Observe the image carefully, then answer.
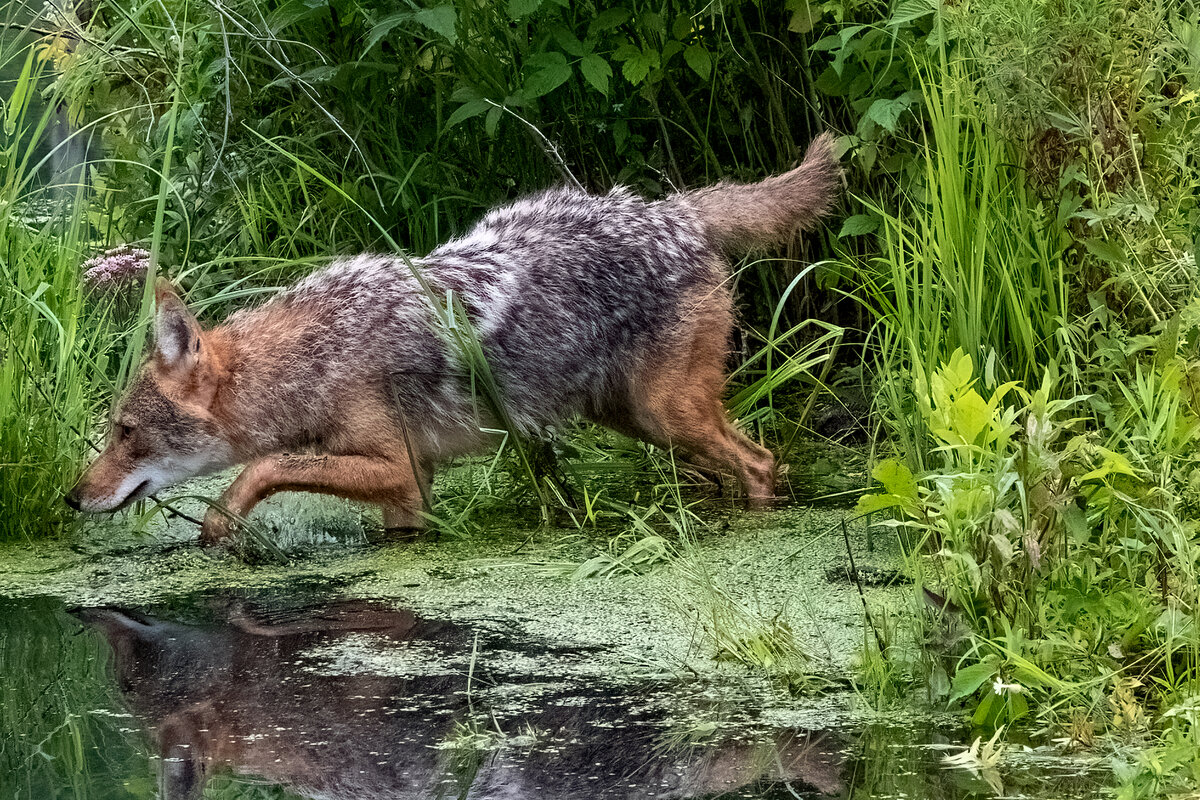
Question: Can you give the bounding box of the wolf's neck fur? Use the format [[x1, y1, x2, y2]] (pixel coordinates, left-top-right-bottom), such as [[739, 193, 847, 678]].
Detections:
[[204, 319, 320, 460]]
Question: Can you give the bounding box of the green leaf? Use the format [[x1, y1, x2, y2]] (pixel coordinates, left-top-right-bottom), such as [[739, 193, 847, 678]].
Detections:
[[949, 657, 999, 704], [484, 104, 503, 137], [638, 11, 666, 37], [1082, 237, 1125, 264], [552, 26, 588, 57], [971, 692, 1002, 727], [838, 213, 879, 237], [589, 7, 631, 36], [855, 459, 921, 518], [888, 0, 937, 27], [1080, 446, 1138, 483], [672, 13, 694, 40], [683, 44, 711, 80], [507, 0, 541, 19], [413, 5, 458, 44], [580, 54, 612, 95], [787, 0, 820, 33], [613, 43, 641, 61], [862, 93, 916, 134], [810, 34, 842, 51], [854, 492, 905, 516], [364, 11, 413, 53], [873, 458, 918, 502], [444, 98, 490, 129], [620, 47, 659, 85], [450, 85, 483, 103], [1062, 504, 1089, 544], [948, 389, 992, 445], [523, 51, 572, 98]]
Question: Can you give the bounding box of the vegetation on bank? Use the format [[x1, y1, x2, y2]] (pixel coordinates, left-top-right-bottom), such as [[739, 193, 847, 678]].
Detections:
[[1, 0, 1199, 795]]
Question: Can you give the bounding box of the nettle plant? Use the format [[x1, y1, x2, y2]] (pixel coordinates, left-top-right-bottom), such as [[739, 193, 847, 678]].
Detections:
[[857, 349, 1200, 728]]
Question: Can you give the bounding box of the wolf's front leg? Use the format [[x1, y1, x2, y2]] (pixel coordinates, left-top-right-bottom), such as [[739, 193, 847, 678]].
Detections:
[[199, 453, 421, 545]]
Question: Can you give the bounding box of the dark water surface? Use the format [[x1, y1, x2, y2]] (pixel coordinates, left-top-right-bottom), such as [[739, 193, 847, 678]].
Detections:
[[1, 592, 1107, 800]]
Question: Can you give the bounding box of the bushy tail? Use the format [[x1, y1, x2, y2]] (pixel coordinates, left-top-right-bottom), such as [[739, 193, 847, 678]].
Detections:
[[683, 132, 841, 251]]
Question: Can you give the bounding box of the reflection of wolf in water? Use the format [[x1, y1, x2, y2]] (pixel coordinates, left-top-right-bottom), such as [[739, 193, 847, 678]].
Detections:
[[77, 601, 845, 800], [65, 134, 840, 544]]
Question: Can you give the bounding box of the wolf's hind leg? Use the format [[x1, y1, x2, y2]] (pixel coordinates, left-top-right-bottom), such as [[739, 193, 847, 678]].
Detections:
[[616, 305, 777, 503], [633, 391, 777, 503], [199, 452, 421, 544]]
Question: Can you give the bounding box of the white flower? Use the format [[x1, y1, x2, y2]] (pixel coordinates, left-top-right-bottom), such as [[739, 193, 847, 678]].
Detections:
[[993, 676, 1023, 695]]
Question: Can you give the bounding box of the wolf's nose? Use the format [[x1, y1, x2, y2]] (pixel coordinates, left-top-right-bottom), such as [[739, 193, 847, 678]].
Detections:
[[64, 489, 82, 511]]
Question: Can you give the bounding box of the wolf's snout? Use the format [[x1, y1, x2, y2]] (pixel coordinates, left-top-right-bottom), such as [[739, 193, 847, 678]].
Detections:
[[64, 486, 82, 511]]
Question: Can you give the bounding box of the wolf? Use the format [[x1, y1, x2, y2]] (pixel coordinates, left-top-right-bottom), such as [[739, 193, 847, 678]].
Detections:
[[65, 133, 840, 544]]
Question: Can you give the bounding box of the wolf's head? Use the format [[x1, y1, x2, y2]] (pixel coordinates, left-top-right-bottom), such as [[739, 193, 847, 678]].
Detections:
[[66, 280, 237, 513]]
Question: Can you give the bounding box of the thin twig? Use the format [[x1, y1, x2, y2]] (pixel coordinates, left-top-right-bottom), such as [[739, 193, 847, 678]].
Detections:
[[842, 517, 887, 656], [484, 100, 584, 191]]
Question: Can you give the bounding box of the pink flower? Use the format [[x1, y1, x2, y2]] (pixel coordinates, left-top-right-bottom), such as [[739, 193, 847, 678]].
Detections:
[[81, 245, 150, 291]]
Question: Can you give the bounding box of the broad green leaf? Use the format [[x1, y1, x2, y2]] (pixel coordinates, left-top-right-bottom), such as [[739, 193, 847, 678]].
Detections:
[[580, 54, 612, 95], [507, 0, 541, 19], [364, 11, 411, 53], [613, 43, 641, 61], [888, 0, 937, 27], [552, 26, 588, 57], [484, 104, 503, 137], [1082, 237, 1125, 264], [838, 213, 879, 237], [810, 34, 842, 51], [854, 493, 904, 516], [444, 98, 490, 129], [414, 5, 458, 44], [1080, 447, 1138, 483], [949, 657, 999, 704], [948, 389, 992, 445], [787, 0, 820, 33], [862, 93, 915, 134], [589, 7, 631, 36], [1061, 504, 1089, 544], [450, 85, 483, 103], [971, 691, 1002, 727], [873, 458, 918, 502], [672, 13, 694, 40], [639, 11, 666, 37], [523, 52, 572, 98], [683, 44, 711, 80], [620, 47, 659, 85]]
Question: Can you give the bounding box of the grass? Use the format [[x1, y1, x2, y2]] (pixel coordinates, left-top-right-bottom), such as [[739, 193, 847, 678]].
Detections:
[[855, 54, 1072, 473], [0, 27, 110, 540]]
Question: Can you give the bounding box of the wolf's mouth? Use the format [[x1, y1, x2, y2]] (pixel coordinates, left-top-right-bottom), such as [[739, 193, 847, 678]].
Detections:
[[112, 479, 152, 512]]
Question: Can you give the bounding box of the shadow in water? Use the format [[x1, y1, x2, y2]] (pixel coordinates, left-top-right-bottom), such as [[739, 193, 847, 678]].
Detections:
[[72, 595, 843, 800], [0, 593, 1111, 799]]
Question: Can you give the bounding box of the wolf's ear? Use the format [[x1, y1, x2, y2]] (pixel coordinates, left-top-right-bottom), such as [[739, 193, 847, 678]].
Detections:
[[153, 278, 203, 371]]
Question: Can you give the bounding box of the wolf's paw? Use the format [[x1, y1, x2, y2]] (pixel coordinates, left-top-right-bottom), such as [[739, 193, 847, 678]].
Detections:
[[199, 508, 238, 546]]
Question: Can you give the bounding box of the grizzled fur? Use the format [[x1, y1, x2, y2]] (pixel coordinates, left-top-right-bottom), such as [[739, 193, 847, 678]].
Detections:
[[66, 133, 841, 543], [258, 185, 721, 448]]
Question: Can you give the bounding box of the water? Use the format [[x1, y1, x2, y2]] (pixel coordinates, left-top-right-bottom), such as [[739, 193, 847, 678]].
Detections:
[[1, 590, 1108, 800]]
